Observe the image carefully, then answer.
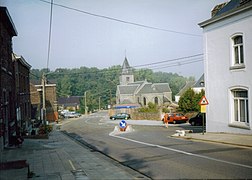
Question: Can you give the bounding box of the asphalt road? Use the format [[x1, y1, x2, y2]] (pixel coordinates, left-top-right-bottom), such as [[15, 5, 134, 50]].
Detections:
[[60, 111, 252, 179]]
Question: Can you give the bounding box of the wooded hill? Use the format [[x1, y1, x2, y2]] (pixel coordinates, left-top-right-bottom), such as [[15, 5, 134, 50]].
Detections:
[[30, 67, 194, 112]]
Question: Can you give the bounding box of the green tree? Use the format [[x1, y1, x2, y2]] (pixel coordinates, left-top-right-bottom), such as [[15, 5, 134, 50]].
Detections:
[[178, 88, 205, 113]]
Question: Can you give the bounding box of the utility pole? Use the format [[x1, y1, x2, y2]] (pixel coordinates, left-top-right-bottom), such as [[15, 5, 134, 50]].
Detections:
[[42, 73, 46, 125], [99, 96, 101, 111], [109, 89, 112, 106], [84, 91, 87, 115]]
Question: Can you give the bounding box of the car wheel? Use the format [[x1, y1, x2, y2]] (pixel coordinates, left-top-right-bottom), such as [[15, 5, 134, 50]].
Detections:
[[191, 121, 195, 126], [125, 117, 128, 120], [173, 120, 176, 124], [112, 117, 115, 120]]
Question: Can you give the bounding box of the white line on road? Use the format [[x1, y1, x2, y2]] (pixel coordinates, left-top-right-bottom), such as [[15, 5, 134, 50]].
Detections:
[[69, 160, 76, 170], [109, 133, 252, 169]]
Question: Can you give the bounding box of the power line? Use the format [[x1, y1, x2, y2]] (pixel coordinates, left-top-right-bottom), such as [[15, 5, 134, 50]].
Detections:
[[132, 54, 203, 68], [38, 54, 203, 77], [39, 0, 201, 37]]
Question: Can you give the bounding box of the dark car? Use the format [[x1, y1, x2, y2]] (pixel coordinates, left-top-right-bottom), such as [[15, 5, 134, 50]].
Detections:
[[189, 113, 206, 126], [110, 113, 130, 120]]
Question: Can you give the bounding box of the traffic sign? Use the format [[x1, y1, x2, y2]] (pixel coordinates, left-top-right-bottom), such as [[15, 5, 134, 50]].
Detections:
[[119, 120, 127, 129], [199, 96, 209, 105]]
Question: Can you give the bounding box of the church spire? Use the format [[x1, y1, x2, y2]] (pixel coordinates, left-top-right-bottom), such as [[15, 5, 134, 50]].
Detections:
[[121, 57, 132, 75], [119, 57, 134, 85]]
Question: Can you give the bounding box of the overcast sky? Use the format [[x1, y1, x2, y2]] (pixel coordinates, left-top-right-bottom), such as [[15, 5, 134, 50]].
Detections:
[[1, 0, 225, 79]]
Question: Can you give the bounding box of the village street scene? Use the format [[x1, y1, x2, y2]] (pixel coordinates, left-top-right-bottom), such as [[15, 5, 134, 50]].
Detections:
[[1, 0, 252, 179]]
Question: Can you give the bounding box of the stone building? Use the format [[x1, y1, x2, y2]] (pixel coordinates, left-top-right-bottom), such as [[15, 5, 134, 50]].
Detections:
[[0, 7, 18, 148], [116, 58, 172, 107]]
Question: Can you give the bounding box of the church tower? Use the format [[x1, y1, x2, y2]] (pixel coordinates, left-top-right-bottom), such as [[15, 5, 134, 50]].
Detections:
[[119, 57, 134, 85]]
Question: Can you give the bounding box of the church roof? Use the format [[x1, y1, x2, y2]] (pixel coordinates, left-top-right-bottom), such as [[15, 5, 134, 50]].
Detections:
[[118, 81, 171, 95], [136, 83, 171, 94], [121, 57, 133, 75], [118, 84, 139, 94]]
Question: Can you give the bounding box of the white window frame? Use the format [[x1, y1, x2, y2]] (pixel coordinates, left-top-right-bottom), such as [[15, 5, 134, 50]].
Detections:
[[230, 33, 245, 70], [229, 87, 250, 129]]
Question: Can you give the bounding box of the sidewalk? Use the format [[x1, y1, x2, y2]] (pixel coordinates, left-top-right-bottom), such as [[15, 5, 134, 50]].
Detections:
[[181, 132, 252, 148], [0, 129, 149, 180]]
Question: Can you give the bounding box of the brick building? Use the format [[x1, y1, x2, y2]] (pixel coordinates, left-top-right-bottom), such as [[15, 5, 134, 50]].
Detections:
[[13, 53, 32, 134], [30, 82, 58, 123], [0, 7, 18, 148]]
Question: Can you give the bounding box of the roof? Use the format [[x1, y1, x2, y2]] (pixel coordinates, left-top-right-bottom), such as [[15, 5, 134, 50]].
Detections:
[[193, 74, 204, 88], [176, 81, 195, 96], [0, 7, 17, 36], [118, 84, 139, 94], [121, 57, 133, 75], [214, 0, 251, 17], [12, 53, 32, 69], [117, 80, 171, 96], [199, 0, 252, 27]]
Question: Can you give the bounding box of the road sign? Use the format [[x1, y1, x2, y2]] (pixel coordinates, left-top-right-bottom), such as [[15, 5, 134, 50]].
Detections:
[[201, 105, 206, 113], [119, 120, 127, 129], [199, 96, 209, 105]]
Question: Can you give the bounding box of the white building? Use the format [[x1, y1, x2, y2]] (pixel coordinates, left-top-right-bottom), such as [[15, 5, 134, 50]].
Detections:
[[199, 0, 252, 134]]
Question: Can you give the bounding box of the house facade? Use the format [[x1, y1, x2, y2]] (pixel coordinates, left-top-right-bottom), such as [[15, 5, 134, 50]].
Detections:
[[30, 83, 58, 123], [13, 53, 32, 135], [116, 58, 172, 107], [58, 96, 82, 111], [0, 7, 18, 148], [199, 0, 252, 134]]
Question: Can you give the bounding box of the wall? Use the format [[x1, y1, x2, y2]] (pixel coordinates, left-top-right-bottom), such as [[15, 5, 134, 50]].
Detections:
[[203, 9, 252, 134]]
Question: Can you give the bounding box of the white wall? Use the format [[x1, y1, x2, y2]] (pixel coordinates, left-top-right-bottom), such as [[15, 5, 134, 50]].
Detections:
[[203, 10, 252, 134]]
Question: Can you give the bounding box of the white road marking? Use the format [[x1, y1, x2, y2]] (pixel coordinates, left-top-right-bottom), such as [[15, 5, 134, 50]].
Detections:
[[69, 160, 76, 170], [109, 133, 252, 169]]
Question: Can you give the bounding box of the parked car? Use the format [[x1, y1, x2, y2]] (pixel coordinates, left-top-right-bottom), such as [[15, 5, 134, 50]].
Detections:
[[189, 113, 205, 126], [162, 113, 188, 124], [110, 113, 130, 120], [63, 111, 81, 118]]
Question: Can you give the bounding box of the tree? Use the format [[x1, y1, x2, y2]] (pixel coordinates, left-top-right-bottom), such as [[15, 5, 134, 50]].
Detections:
[[178, 88, 205, 113]]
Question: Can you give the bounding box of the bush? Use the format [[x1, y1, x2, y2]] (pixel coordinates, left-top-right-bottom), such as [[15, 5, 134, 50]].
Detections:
[[138, 102, 159, 113]]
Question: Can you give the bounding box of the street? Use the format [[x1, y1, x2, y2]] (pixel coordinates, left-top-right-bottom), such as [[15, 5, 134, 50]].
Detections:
[[60, 111, 252, 179]]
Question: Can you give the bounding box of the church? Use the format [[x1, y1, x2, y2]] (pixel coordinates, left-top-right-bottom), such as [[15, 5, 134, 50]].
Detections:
[[115, 58, 172, 108]]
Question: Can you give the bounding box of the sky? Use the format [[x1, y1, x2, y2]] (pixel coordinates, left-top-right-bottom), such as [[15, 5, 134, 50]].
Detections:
[[1, 0, 226, 79]]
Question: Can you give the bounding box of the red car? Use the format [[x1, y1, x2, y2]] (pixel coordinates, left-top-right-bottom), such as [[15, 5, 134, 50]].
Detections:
[[167, 113, 188, 124]]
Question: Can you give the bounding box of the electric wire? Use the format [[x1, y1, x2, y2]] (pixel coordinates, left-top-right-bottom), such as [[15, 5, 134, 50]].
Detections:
[[39, 0, 201, 37], [32, 54, 203, 78]]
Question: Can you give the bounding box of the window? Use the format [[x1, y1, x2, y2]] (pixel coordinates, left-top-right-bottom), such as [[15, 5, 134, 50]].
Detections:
[[231, 89, 249, 124], [143, 97, 147, 106], [231, 35, 244, 68], [154, 97, 158, 105]]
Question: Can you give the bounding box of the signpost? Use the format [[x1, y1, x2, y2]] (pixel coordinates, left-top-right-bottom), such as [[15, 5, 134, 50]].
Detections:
[[119, 120, 127, 131], [199, 96, 209, 135]]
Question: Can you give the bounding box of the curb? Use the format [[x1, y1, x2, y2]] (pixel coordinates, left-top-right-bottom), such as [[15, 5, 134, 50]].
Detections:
[[172, 135, 252, 148]]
